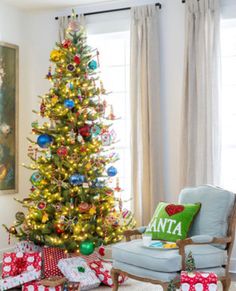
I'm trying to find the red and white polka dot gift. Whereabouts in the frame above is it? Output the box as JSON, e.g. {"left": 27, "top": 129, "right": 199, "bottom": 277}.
{"left": 88, "top": 260, "right": 127, "bottom": 287}
{"left": 43, "top": 247, "right": 67, "bottom": 278}
{"left": 2, "top": 252, "right": 42, "bottom": 278}
{"left": 180, "top": 271, "right": 218, "bottom": 291}
{"left": 23, "top": 280, "right": 63, "bottom": 291}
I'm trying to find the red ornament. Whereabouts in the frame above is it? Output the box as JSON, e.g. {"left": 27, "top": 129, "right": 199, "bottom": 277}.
{"left": 37, "top": 201, "right": 46, "bottom": 210}
{"left": 165, "top": 204, "right": 184, "bottom": 216}
{"left": 98, "top": 246, "right": 105, "bottom": 257}
{"left": 55, "top": 223, "right": 64, "bottom": 234}
{"left": 57, "top": 146, "right": 68, "bottom": 157}
{"left": 40, "top": 101, "right": 46, "bottom": 117}
{"left": 105, "top": 189, "right": 113, "bottom": 196}
{"left": 74, "top": 54, "right": 81, "bottom": 65}
{"left": 79, "top": 125, "right": 91, "bottom": 137}
{"left": 30, "top": 186, "right": 36, "bottom": 192}
{"left": 80, "top": 146, "right": 86, "bottom": 153}
{"left": 62, "top": 39, "right": 72, "bottom": 48}
{"left": 78, "top": 202, "right": 91, "bottom": 213}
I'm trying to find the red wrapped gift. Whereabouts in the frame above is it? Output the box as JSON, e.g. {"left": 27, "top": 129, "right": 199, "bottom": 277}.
{"left": 23, "top": 280, "right": 63, "bottom": 291}
{"left": 2, "top": 252, "right": 42, "bottom": 278}
{"left": 181, "top": 271, "right": 218, "bottom": 291}
{"left": 43, "top": 247, "right": 67, "bottom": 278}
{"left": 88, "top": 260, "right": 127, "bottom": 287}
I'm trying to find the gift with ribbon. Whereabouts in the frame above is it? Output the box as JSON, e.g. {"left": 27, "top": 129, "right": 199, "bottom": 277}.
{"left": 57, "top": 257, "right": 100, "bottom": 290}
{"left": 2, "top": 252, "right": 42, "bottom": 278}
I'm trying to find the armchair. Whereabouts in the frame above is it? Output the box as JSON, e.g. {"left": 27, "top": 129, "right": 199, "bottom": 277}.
{"left": 111, "top": 185, "right": 236, "bottom": 291}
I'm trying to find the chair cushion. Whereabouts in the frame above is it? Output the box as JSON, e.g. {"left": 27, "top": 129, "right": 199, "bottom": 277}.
{"left": 112, "top": 240, "right": 227, "bottom": 273}
{"left": 113, "top": 260, "right": 226, "bottom": 282}
{"left": 145, "top": 202, "right": 201, "bottom": 241}
{"left": 178, "top": 185, "right": 235, "bottom": 238}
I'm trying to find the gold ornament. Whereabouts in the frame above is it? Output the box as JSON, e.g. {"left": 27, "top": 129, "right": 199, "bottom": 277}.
{"left": 50, "top": 50, "right": 63, "bottom": 62}
{"left": 42, "top": 213, "right": 49, "bottom": 223}
{"left": 89, "top": 206, "right": 96, "bottom": 215}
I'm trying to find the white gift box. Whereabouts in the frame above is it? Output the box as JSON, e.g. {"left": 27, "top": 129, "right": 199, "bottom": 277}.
{"left": 0, "top": 270, "right": 41, "bottom": 291}
{"left": 57, "top": 257, "right": 100, "bottom": 291}
{"left": 15, "top": 241, "right": 42, "bottom": 253}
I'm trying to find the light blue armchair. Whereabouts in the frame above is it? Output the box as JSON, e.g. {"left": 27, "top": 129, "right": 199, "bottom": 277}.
{"left": 111, "top": 185, "right": 236, "bottom": 291}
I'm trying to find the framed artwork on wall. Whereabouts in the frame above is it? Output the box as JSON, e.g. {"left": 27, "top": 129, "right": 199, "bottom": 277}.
{"left": 0, "top": 42, "right": 19, "bottom": 194}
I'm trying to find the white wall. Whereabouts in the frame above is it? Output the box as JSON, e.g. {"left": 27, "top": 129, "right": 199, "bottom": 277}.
{"left": 0, "top": 1, "right": 32, "bottom": 256}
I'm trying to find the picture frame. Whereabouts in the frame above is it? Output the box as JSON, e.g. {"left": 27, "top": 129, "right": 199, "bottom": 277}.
{"left": 0, "top": 42, "right": 19, "bottom": 194}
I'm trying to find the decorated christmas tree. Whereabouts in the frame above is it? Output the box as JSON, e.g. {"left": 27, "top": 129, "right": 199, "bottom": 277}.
{"left": 4, "top": 14, "right": 128, "bottom": 254}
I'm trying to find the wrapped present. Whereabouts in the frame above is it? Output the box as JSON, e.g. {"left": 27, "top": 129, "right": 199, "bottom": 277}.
{"left": 0, "top": 270, "right": 41, "bottom": 290}
{"left": 79, "top": 252, "right": 99, "bottom": 264}
{"left": 181, "top": 271, "right": 218, "bottom": 291}
{"left": 15, "top": 241, "right": 42, "bottom": 253}
{"left": 58, "top": 257, "right": 100, "bottom": 290}
{"left": 39, "top": 277, "right": 66, "bottom": 287}
{"left": 2, "top": 252, "right": 42, "bottom": 278}
{"left": 43, "top": 247, "right": 67, "bottom": 278}
{"left": 23, "top": 280, "right": 63, "bottom": 291}
{"left": 88, "top": 260, "right": 127, "bottom": 287}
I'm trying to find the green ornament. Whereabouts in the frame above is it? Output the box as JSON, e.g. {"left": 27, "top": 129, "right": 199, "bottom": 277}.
{"left": 77, "top": 266, "right": 85, "bottom": 273}
{"left": 79, "top": 240, "right": 94, "bottom": 255}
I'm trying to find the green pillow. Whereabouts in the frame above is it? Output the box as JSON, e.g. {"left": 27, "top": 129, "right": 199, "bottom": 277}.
{"left": 145, "top": 202, "right": 201, "bottom": 242}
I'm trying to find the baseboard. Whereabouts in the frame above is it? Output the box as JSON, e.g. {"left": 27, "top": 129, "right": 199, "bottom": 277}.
{"left": 230, "top": 258, "right": 236, "bottom": 273}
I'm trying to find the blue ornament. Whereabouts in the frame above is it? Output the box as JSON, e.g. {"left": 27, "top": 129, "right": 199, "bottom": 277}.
{"left": 88, "top": 60, "right": 98, "bottom": 70}
{"left": 37, "top": 134, "right": 53, "bottom": 148}
{"left": 30, "top": 172, "right": 43, "bottom": 186}
{"left": 69, "top": 173, "right": 85, "bottom": 186}
{"left": 66, "top": 82, "right": 74, "bottom": 90}
{"left": 107, "top": 166, "right": 117, "bottom": 177}
{"left": 64, "top": 99, "right": 75, "bottom": 109}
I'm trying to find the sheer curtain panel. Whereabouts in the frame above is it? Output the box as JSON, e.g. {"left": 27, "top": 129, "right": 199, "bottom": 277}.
{"left": 130, "top": 5, "right": 164, "bottom": 226}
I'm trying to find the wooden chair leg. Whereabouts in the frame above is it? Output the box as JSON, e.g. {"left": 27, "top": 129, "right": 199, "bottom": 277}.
{"left": 221, "top": 277, "right": 231, "bottom": 291}
{"left": 111, "top": 268, "right": 119, "bottom": 291}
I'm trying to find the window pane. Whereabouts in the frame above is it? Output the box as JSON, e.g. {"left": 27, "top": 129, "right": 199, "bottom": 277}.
{"left": 88, "top": 31, "right": 132, "bottom": 210}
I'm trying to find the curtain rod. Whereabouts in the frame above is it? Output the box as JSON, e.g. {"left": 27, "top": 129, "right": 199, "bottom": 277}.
{"left": 55, "top": 3, "right": 162, "bottom": 20}
{"left": 182, "top": 0, "right": 200, "bottom": 3}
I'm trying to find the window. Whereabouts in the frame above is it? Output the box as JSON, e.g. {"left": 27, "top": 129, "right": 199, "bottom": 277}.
{"left": 220, "top": 19, "right": 236, "bottom": 192}
{"left": 88, "top": 31, "right": 132, "bottom": 210}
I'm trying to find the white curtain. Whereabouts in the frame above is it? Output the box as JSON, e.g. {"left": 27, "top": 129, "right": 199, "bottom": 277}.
{"left": 58, "top": 15, "right": 86, "bottom": 42}
{"left": 130, "top": 5, "right": 164, "bottom": 226}
{"left": 180, "top": 0, "right": 221, "bottom": 188}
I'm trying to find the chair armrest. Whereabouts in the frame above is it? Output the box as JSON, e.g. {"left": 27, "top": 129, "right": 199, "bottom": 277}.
{"left": 176, "top": 236, "right": 232, "bottom": 270}
{"left": 124, "top": 226, "right": 147, "bottom": 241}
{"left": 176, "top": 236, "right": 232, "bottom": 248}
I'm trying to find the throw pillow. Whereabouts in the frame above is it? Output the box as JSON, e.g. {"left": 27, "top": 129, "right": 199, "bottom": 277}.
{"left": 145, "top": 202, "right": 201, "bottom": 242}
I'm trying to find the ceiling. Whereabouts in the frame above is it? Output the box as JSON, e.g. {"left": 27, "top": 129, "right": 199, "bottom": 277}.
{"left": 3, "top": 0, "right": 116, "bottom": 11}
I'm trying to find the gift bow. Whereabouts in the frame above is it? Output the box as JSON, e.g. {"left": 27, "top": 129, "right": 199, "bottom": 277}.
{"left": 77, "top": 266, "right": 85, "bottom": 273}
{"left": 13, "top": 257, "right": 28, "bottom": 275}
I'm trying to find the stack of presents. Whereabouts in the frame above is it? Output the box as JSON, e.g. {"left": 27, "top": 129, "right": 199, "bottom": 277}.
{"left": 0, "top": 241, "right": 126, "bottom": 291}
